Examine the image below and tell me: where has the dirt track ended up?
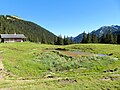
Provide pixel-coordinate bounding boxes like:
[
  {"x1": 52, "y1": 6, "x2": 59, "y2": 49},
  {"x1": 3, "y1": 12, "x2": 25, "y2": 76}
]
[{"x1": 0, "y1": 57, "x2": 4, "y2": 80}]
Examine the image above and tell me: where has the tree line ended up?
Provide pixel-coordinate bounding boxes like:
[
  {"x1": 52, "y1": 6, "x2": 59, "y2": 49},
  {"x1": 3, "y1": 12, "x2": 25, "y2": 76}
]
[
  {"x1": 81, "y1": 31, "x2": 120, "y2": 44},
  {"x1": 54, "y1": 35, "x2": 74, "y2": 45},
  {"x1": 0, "y1": 15, "x2": 119, "y2": 45},
  {"x1": 0, "y1": 15, "x2": 74, "y2": 45}
]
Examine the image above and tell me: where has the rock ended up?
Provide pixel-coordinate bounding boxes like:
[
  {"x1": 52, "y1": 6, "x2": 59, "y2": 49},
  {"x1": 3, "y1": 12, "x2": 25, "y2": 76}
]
[
  {"x1": 44, "y1": 74, "x2": 55, "y2": 78},
  {"x1": 0, "y1": 51, "x2": 3, "y2": 53},
  {"x1": 111, "y1": 58, "x2": 118, "y2": 61},
  {"x1": 108, "y1": 53, "x2": 113, "y2": 56}
]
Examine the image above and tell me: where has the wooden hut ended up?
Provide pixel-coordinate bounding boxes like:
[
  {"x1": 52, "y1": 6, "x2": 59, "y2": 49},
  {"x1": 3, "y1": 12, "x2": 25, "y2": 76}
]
[{"x1": 0, "y1": 34, "x2": 26, "y2": 43}]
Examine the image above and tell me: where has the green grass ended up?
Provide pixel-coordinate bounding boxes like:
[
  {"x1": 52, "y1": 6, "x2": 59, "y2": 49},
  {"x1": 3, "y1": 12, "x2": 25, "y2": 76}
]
[
  {"x1": 0, "y1": 42, "x2": 57, "y2": 78},
  {"x1": 65, "y1": 44, "x2": 120, "y2": 58},
  {"x1": 0, "y1": 42, "x2": 120, "y2": 90}
]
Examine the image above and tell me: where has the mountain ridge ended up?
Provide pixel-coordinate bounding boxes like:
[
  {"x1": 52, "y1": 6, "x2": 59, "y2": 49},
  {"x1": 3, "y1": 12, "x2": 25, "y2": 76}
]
[{"x1": 73, "y1": 25, "x2": 120, "y2": 43}]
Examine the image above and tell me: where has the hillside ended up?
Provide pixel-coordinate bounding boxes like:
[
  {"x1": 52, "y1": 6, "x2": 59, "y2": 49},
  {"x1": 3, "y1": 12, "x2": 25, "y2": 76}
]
[
  {"x1": 0, "y1": 15, "x2": 57, "y2": 43},
  {"x1": 0, "y1": 42, "x2": 120, "y2": 89},
  {"x1": 74, "y1": 25, "x2": 120, "y2": 43}
]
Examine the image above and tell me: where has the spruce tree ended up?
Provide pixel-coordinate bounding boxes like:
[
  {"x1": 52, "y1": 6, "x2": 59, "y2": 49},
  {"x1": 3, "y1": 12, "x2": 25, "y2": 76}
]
[
  {"x1": 113, "y1": 35, "x2": 117, "y2": 44},
  {"x1": 63, "y1": 36, "x2": 68, "y2": 45},
  {"x1": 87, "y1": 33, "x2": 91, "y2": 43},
  {"x1": 100, "y1": 34, "x2": 106, "y2": 43},
  {"x1": 56, "y1": 35, "x2": 63, "y2": 45},
  {"x1": 66, "y1": 36, "x2": 71, "y2": 45},
  {"x1": 69, "y1": 37, "x2": 74, "y2": 44},
  {"x1": 117, "y1": 34, "x2": 120, "y2": 44},
  {"x1": 105, "y1": 30, "x2": 114, "y2": 44},
  {"x1": 109, "y1": 33, "x2": 114, "y2": 44},
  {"x1": 91, "y1": 33, "x2": 98, "y2": 43},
  {"x1": 81, "y1": 31, "x2": 87, "y2": 43}
]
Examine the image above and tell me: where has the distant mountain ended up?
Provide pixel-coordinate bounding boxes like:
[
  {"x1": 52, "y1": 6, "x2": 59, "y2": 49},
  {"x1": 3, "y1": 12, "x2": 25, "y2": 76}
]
[
  {"x1": 91, "y1": 25, "x2": 120, "y2": 37},
  {"x1": 73, "y1": 25, "x2": 120, "y2": 43},
  {"x1": 0, "y1": 15, "x2": 57, "y2": 43},
  {"x1": 73, "y1": 33, "x2": 83, "y2": 43}
]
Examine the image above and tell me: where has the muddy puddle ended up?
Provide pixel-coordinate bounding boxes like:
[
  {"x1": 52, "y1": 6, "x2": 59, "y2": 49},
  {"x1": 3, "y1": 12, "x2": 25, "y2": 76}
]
[{"x1": 57, "y1": 49, "x2": 108, "y2": 58}]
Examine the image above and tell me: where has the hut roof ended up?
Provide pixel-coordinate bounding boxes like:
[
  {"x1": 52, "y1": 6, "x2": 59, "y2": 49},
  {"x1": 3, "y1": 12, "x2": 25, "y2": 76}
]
[{"x1": 0, "y1": 34, "x2": 26, "y2": 39}]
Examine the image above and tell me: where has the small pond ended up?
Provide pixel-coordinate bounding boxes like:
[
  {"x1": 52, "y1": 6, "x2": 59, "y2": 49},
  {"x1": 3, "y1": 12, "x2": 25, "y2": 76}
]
[
  {"x1": 97, "y1": 54, "x2": 108, "y2": 57},
  {"x1": 56, "y1": 48, "x2": 108, "y2": 57}
]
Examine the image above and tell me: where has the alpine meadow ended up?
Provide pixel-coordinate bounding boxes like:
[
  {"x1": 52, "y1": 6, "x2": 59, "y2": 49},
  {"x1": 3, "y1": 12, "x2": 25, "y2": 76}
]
[
  {"x1": 0, "y1": 15, "x2": 120, "y2": 90},
  {"x1": 0, "y1": 0, "x2": 120, "y2": 90},
  {"x1": 0, "y1": 42, "x2": 120, "y2": 90}
]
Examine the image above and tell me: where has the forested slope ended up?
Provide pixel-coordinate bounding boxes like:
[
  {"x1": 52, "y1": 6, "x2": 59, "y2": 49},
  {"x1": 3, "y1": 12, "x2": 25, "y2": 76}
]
[{"x1": 0, "y1": 15, "x2": 56, "y2": 43}]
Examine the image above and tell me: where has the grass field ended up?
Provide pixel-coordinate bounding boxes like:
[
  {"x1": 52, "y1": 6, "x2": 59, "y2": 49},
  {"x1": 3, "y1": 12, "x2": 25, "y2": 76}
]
[{"x1": 0, "y1": 42, "x2": 120, "y2": 90}]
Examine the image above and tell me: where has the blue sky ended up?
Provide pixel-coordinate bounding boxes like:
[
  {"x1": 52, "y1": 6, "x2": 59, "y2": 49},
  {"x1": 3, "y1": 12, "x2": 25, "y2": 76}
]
[{"x1": 0, "y1": 0, "x2": 120, "y2": 37}]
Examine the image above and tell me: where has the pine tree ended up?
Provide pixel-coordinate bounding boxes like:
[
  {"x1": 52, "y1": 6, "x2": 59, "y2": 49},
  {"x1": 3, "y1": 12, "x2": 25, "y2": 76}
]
[
  {"x1": 56, "y1": 35, "x2": 63, "y2": 45},
  {"x1": 109, "y1": 33, "x2": 114, "y2": 44},
  {"x1": 64, "y1": 36, "x2": 71, "y2": 45},
  {"x1": 113, "y1": 35, "x2": 117, "y2": 44},
  {"x1": 67, "y1": 36, "x2": 71, "y2": 45},
  {"x1": 117, "y1": 34, "x2": 120, "y2": 44},
  {"x1": 81, "y1": 31, "x2": 87, "y2": 43},
  {"x1": 69, "y1": 37, "x2": 74, "y2": 44},
  {"x1": 100, "y1": 34, "x2": 106, "y2": 43},
  {"x1": 87, "y1": 33, "x2": 91, "y2": 43},
  {"x1": 63, "y1": 36, "x2": 67, "y2": 45},
  {"x1": 91, "y1": 33, "x2": 98, "y2": 43},
  {"x1": 105, "y1": 30, "x2": 114, "y2": 44}
]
